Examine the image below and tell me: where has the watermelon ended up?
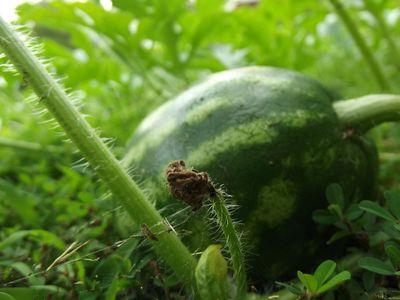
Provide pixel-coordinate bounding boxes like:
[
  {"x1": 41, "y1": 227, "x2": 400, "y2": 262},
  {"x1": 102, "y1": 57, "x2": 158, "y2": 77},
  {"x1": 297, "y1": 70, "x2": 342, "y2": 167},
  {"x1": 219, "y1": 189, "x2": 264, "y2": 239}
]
[{"x1": 124, "y1": 66, "x2": 378, "y2": 280}]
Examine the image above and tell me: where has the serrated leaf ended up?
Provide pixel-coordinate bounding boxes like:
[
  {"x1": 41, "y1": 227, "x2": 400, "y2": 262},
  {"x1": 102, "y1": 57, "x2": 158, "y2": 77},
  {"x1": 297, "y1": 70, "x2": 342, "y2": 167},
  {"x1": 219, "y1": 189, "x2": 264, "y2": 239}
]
[
  {"x1": 317, "y1": 271, "x2": 351, "y2": 294},
  {"x1": 359, "y1": 200, "x2": 396, "y2": 222},
  {"x1": 359, "y1": 257, "x2": 396, "y2": 275},
  {"x1": 297, "y1": 271, "x2": 318, "y2": 293},
  {"x1": 326, "y1": 183, "x2": 345, "y2": 209},
  {"x1": 314, "y1": 260, "x2": 336, "y2": 286}
]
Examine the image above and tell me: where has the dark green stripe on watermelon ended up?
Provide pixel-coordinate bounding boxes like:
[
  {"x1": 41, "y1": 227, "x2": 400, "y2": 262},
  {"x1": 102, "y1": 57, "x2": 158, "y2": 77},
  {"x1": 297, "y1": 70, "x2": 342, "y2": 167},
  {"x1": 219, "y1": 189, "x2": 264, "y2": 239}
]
[{"x1": 125, "y1": 66, "x2": 378, "y2": 280}]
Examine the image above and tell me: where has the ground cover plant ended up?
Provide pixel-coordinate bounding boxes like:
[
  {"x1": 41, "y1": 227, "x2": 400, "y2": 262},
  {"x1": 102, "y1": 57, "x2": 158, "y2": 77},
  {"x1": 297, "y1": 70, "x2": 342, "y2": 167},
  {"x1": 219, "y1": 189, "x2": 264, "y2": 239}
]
[{"x1": 0, "y1": 0, "x2": 400, "y2": 299}]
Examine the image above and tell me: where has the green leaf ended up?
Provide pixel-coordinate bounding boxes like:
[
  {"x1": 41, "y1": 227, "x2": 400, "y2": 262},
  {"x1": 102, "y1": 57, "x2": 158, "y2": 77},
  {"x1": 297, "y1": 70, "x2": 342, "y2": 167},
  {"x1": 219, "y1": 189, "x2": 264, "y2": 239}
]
[
  {"x1": 0, "y1": 287, "x2": 65, "y2": 299},
  {"x1": 0, "y1": 230, "x2": 65, "y2": 251},
  {"x1": 362, "y1": 272, "x2": 375, "y2": 291},
  {"x1": 345, "y1": 204, "x2": 363, "y2": 221},
  {"x1": 328, "y1": 204, "x2": 343, "y2": 220},
  {"x1": 195, "y1": 245, "x2": 229, "y2": 300},
  {"x1": 0, "y1": 293, "x2": 16, "y2": 300},
  {"x1": 317, "y1": 271, "x2": 351, "y2": 295},
  {"x1": 385, "y1": 190, "x2": 400, "y2": 220},
  {"x1": 314, "y1": 260, "x2": 336, "y2": 286},
  {"x1": 326, "y1": 183, "x2": 345, "y2": 209},
  {"x1": 393, "y1": 223, "x2": 400, "y2": 232},
  {"x1": 297, "y1": 271, "x2": 318, "y2": 293},
  {"x1": 313, "y1": 210, "x2": 338, "y2": 225},
  {"x1": 385, "y1": 242, "x2": 400, "y2": 270},
  {"x1": 327, "y1": 230, "x2": 352, "y2": 245},
  {"x1": 275, "y1": 282, "x2": 303, "y2": 295},
  {"x1": 359, "y1": 257, "x2": 396, "y2": 275},
  {"x1": 359, "y1": 200, "x2": 396, "y2": 222}
]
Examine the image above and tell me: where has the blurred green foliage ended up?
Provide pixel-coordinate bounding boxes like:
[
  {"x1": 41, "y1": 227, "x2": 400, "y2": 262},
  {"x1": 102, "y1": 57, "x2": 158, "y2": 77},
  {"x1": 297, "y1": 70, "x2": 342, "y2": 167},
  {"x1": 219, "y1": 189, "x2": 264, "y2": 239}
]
[{"x1": 0, "y1": 0, "x2": 399, "y2": 298}]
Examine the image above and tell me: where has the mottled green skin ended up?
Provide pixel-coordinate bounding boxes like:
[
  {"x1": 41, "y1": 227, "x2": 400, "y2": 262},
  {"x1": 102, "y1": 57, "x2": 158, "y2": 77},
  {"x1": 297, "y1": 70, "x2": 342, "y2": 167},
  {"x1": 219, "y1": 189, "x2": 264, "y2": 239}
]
[{"x1": 125, "y1": 67, "x2": 378, "y2": 280}]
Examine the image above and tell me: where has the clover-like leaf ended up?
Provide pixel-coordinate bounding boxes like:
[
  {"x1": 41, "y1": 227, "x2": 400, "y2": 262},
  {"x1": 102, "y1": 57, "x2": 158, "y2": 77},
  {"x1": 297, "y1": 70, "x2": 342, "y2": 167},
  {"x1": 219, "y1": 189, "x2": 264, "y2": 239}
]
[
  {"x1": 326, "y1": 183, "x2": 345, "y2": 209},
  {"x1": 276, "y1": 281, "x2": 303, "y2": 295},
  {"x1": 297, "y1": 271, "x2": 318, "y2": 293},
  {"x1": 359, "y1": 257, "x2": 396, "y2": 275},
  {"x1": 328, "y1": 204, "x2": 343, "y2": 220},
  {"x1": 385, "y1": 242, "x2": 400, "y2": 270},
  {"x1": 327, "y1": 230, "x2": 352, "y2": 245},
  {"x1": 314, "y1": 260, "x2": 336, "y2": 286},
  {"x1": 385, "y1": 190, "x2": 400, "y2": 220},
  {"x1": 359, "y1": 200, "x2": 396, "y2": 222},
  {"x1": 317, "y1": 271, "x2": 351, "y2": 294},
  {"x1": 313, "y1": 209, "x2": 338, "y2": 225},
  {"x1": 345, "y1": 204, "x2": 363, "y2": 221}
]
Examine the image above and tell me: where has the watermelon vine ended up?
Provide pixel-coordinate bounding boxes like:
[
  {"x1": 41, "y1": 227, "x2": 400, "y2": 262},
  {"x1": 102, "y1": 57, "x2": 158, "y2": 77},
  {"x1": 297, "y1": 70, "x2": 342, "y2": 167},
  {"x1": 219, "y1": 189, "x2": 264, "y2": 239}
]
[
  {"x1": 0, "y1": 16, "x2": 197, "y2": 288},
  {"x1": 333, "y1": 94, "x2": 400, "y2": 132},
  {"x1": 212, "y1": 193, "x2": 247, "y2": 299}
]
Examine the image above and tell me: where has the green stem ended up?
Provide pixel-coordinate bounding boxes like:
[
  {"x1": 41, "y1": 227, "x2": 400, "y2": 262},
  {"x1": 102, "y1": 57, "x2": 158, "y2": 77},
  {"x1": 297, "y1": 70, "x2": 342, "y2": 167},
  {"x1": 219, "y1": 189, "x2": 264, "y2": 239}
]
[
  {"x1": 363, "y1": 0, "x2": 400, "y2": 70},
  {"x1": 333, "y1": 94, "x2": 400, "y2": 132},
  {"x1": 0, "y1": 17, "x2": 196, "y2": 286},
  {"x1": 329, "y1": 0, "x2": 392, "y2": 92},
  {"x1": 212, "y1": 193, "x2": 247, "y2": 299},
  {"x1": 0, "y1": 136, "x2": 55, "y2": 153}
]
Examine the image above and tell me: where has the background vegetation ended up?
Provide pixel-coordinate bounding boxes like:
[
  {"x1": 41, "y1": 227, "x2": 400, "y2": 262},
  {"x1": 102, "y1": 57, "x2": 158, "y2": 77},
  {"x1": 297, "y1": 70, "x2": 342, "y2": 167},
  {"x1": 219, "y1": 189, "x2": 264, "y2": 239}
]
[{"x1": 0, "y1": 0, "x2": 400, "y2": 298}]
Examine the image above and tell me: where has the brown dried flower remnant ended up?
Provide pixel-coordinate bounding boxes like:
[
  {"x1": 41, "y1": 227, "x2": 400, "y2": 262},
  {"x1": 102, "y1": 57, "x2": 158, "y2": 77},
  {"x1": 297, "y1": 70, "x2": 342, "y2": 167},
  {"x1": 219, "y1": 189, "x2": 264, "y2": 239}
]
[{"x1": 166, "y1": 160, "x2": 217, "y2": 210}]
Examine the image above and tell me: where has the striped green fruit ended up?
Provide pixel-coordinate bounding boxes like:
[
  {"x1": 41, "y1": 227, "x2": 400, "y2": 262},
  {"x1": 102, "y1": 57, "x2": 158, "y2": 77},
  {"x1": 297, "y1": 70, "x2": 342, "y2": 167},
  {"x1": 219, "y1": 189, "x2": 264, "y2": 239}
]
[{"x1": 124, "y1": 66, "x2": 378, "y2": 280}]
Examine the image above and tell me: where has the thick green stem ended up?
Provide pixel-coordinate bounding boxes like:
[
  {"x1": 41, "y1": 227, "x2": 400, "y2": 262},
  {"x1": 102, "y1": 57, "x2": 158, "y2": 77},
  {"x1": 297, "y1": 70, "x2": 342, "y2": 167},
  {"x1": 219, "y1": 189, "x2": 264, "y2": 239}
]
[
  {"x1": 334, "y1": 94, "x2": 400, "y2": 132},
  {"x1": 212, "y1": 193, "x2": 247, "y2": 299},
  {"x1": 0, "y1": 17, "x2": 196, "y2": 285},
  {"x1": 329, "y1": 0, "x2": 392, "y2": 92}
]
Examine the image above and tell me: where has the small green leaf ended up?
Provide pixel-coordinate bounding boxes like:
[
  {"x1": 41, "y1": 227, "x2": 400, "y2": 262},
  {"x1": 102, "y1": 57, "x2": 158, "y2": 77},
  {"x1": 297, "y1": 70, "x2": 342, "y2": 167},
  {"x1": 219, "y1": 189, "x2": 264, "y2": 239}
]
[
  {"x1": 195, "y1": 245, "x2": 229, "y2": 300},
  {"x1": 362, "y1": 272, "x2": 375, "y2": 291},
  {"x1": 275, "y1": 282, "x2": 303, "y2": 295},
  {"x1": 313, "y1": 210, "x2": 338, "y2": 225},
  {"x1": 359, "y1": 200, "x2": 396, "y2": 222},
  {"x1": 385, "y1": 242, "x2": 400, "y2": 270},
  {"x1": 359, "y1": 257, "x2": 396, "y2": 275},
  {"x1": 326, "y1": 183, "x2": 345, "y2": 209},
  {"x1": 345, "y1": 204, "x2": 363, "y2": 221},
  {"x1": 328, "y1": 204, "x2": 343, "y2": 220},
  {"x1": 317, "y1": 271, "x2": 351, "y2": 294},
  {"x1": 327, "y1": 230, "x2": 352, "y2": 245},
  {"x1": 385, "y1": 190, "x2": 400, "y2": 220},
  {"x1": 314, "y1": 260, "x2": 336, "y2": 286},
  {"x1": 297, "y1": 271, "x2": 318, "y2": 293}
]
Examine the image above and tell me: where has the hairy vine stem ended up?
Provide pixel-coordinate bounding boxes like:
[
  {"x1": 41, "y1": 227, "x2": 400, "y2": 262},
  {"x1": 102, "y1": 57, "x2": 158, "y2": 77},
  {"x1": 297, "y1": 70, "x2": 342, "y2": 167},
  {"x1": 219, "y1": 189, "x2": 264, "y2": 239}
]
[
  {"x1": 0, "y1": 17, "x2": 197, "y2": 286},
  {"x1": 329, "y1": 0, "x2": 392, "y2": 92},
  {"x1": 212, "y1": 192, "x2": 247, "y2": 299}
]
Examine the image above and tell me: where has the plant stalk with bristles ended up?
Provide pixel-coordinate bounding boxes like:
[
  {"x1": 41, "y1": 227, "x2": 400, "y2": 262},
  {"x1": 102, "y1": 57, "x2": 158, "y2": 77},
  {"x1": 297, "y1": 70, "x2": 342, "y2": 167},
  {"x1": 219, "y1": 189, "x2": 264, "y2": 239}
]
[
  {"x1": 0, "y1": 17, "x2": 197, "y2": 288},
  {"x1": 212, "y1": 192, "x2": 247, "y2": 299}
]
